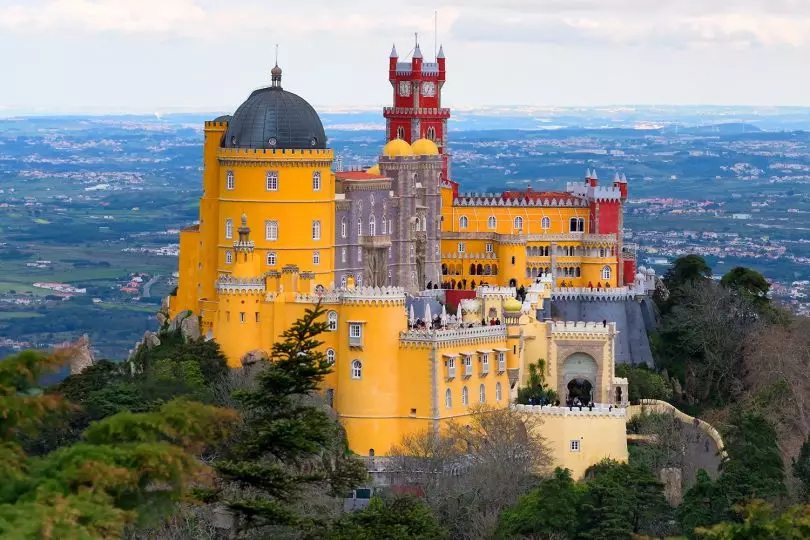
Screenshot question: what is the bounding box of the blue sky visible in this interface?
[3,0,810,114]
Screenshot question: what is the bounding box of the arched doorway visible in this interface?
[509,278,517,287]
[563,353,598,404]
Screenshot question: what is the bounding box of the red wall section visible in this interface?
[623,259,636,286]
[445,289,476,311]
[597,202,621,234]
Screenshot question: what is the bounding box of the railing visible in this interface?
[514,404,627,417]
[349,335,363,348]
[550,320,613,333]
[400,325,507,343]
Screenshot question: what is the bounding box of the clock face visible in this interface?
[421,81,436,97]
[398,81,411,97]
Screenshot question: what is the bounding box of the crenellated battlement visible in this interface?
[550,320,614,334]
[295,286,407,306]
[566,182,623,202]
[216,276,266,295]
[513,404,626,418]
[551,286,644,301]
[453,194,588,208]
[217,147,334,163]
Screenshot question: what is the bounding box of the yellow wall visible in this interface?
[525,409,628,479]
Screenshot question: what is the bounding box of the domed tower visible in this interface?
[172,62,335,336]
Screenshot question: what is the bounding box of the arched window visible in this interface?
[326,348,335,364]
[462,386,469,406]
[312,170,321,191]
[225,250,233,264]
[396,126,405,140]
[514,216,523,230]
[357,218,362,237]
[225,219,233,239]
[496,382,503,402]
[459,216,469,229]
[488,216,496,229]
[427,126,436,141]
[369,215,376,236]
[312,220,321,241]
[479,384,486,404]
[578,218,585,232]
[351,360,362,379]
[570,217,578,232]
[602,266,612,280]
[445,388,452,409]
[541,216,551,229]
[381,217,387,235]
[328,311,338,331]
[265,220,278,241]
[341,217,347,238]
[226,170,235,190]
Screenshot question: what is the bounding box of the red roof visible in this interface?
[336,171,388,181]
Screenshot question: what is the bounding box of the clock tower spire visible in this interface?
[383,39,451,180]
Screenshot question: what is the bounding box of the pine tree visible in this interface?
[679,470,727,538]
[214,304,366,531]
[793,436,810,503]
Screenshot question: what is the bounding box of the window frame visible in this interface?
[312,170,321,192]
[459,216,469,229]
[326,348,336,364]
[266,170,279,191]
[514,216,524,230]
[351,360,362,379]
[225,250,233,265]
[226,170,235,191]
[225,218,233,240]
[266,251,277,266]
[312,220,321,241]
[313,250,320,265]
[265,220,278,241]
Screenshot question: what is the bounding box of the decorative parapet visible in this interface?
[566,182,623,202]
[550,321,613,335]
[513,404,627,418]
[216,276,266,294]
[442,232,616,245]
[400,324,507,346]
[442,251,498,261]
[295,286,407,306]
[282,264,300,274]
[453,195,588,208]
[477,286,517,298]
[551,286,645,301]
[459,298,482,315]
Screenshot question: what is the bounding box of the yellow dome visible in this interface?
[503,297,522,312]
[411,138,439,156]
[366,164,381,175]
[383,138,414,157]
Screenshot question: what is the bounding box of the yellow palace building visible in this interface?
[167,50,654,477]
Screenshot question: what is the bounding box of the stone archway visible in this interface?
[562,353,598,403]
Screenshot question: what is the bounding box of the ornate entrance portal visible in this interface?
[562,353,598,403]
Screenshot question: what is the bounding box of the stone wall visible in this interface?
[552,298,654,366]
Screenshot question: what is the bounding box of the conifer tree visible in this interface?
[793,435,810,503]
[214,304,366,531]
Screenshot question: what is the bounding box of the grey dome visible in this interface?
[222,79,326,150]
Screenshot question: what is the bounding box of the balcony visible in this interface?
[360,235,392,249]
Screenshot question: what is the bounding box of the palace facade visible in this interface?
[168,44,652,476]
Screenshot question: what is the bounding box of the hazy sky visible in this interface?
[3,0,810,114]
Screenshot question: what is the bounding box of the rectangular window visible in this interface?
[481,353,490,374]
[447,357,456,378]
[266,171,278,191]
[255,312,260,323]
[464,355,472,377]
[312,171,321,191]
[312,220,321,241]
[265,220,278,241]
[486,243,494,253]
[388,219,393,234]
[239,312,246,324]
[313,250,320,265]
[226,171,235,191]
[341,248,347,264]
[381,219,387,235]
[570,440,580,453]
[458,242,465,253]
[266,251,277,266]
[498,352,506,372]
[225,219,233,239]
[349,323,363,347]
[357,247,362,262]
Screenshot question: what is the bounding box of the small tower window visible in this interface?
[396,126,405,140]
[458,242,465,253]
[265,220,278,241]
[341,248,347,263]
[312,220,321,241]
[479,384,486,404]
[351,360,362,379]
[225,219,233,239]
[496,382,503,402]
[357,218,362,237]
[514,216,523,230]
[328,311,338,331]
[488,216,497,229]
[326,348,336,364]
[426,126,436,141]
[266,171,278,191]
[381,217,387,235]
[459,216,468,229]
[369,214,376,236]
[266,251,276,266]
[312,170,321,192]
[602,266,612,281]
[341,217,347,238]
[357,247,363,262]
[541,216,551,229]
[462,386,469,406]
[225,250,233,265]
[570,217,578,232]
[313,250,320,265]
[226,170,235,190]
[445,388,452,409]
[239,312,246,324]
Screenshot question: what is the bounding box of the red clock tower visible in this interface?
[385,40,451,179]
